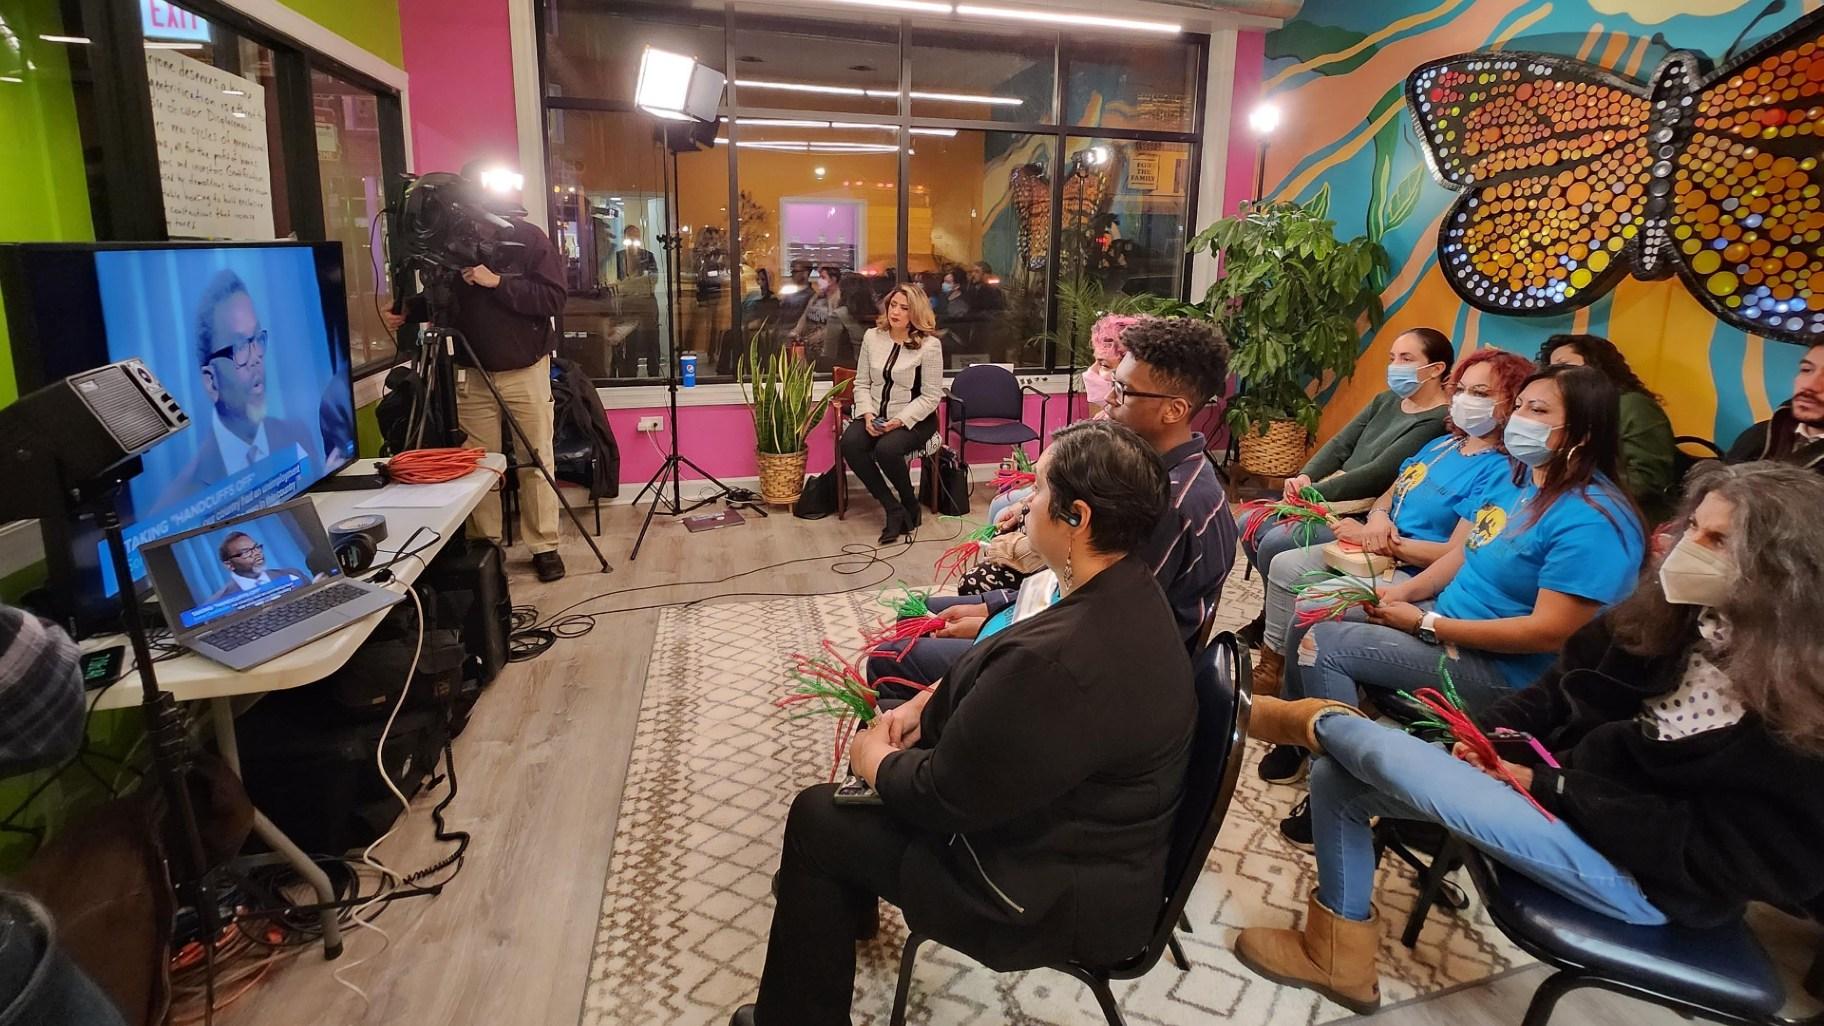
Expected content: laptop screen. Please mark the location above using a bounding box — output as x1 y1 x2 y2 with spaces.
147 504 342 630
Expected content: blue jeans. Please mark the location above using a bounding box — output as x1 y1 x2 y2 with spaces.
987 485 1033 525
1295 618 1513 719
1308 714 1665 926
1238 508 1336 582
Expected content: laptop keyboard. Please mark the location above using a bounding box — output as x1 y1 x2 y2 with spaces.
199 583 368 652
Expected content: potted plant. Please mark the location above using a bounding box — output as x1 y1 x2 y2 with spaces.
1190 200 1388 477
739 328 849 506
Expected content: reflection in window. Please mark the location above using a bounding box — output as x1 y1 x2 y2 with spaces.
728 13 898 117
543 1 724 101
311 69 392 373
1062 137 1190 300
908 132 1056 371
909 28 1054 124
1065 37 1197 133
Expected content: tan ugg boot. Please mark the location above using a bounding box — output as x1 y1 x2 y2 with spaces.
1248 696 1365 752
1251 648 1285 698
1234 892 1382 1014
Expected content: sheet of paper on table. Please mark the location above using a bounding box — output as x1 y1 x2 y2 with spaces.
356 481 477 509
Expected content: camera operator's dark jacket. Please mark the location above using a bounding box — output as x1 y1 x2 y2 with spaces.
403 219 567 372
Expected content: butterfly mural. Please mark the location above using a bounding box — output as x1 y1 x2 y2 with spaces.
1405 9 1824 344
1008 151 1117 273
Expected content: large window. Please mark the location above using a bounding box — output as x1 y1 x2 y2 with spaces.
538 2 1206 384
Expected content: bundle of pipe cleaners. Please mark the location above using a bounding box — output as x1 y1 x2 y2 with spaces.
778 638 930 780
1236 486 1334 548
1400 658 1555 820
991 449 1037 495
1290 570 1382 629
933 521 1000 584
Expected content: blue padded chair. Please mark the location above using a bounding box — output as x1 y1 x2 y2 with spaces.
887 628 1252 1026
1460 849 1791 1026
944 364 1044 464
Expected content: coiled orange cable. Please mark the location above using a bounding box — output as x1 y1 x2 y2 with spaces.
385 447 502 484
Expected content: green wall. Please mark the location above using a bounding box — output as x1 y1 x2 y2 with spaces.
276 0 403 68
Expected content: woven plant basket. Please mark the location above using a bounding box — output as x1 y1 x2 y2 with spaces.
1237 418 1311 478
757 449 809 506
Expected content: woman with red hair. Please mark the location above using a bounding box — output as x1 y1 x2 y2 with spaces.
1252 348 1537 711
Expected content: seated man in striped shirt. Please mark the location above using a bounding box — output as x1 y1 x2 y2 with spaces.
870 317 1236 695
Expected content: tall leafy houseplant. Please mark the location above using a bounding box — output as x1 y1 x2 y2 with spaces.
739 327 849 504
1191 201 1388 463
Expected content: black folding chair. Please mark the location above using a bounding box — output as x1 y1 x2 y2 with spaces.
888 631 1254 1026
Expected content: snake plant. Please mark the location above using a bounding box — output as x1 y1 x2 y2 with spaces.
738 327 849 455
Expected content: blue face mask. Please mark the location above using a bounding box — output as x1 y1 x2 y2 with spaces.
1504 414 1560 468
941 281 957 294
1387 363 1426 397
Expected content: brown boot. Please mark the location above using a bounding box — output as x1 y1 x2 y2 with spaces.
1251 648 1285 698
1235 892 1382 1014
1249 696 1365 752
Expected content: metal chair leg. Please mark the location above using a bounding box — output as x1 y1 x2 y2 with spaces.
1059 965 1128 1026
1177 910 1192 933
1521 970 1583 1026
1167 934 1190 971
1401 835 1467 948
890 933 927 1026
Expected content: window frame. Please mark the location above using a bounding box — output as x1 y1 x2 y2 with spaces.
71 0 409 379
534 1 1208 384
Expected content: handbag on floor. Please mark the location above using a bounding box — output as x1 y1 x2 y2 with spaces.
793 470 840 519
925 446 971 517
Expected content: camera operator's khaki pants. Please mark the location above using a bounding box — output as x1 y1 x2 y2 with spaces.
457 356 560 554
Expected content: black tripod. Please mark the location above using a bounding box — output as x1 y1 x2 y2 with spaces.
408 270 613 573
628 141 732 561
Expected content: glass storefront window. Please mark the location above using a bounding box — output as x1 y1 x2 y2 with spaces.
733 123 900 372
907 131 1055 370
544 1 724 103
310 68 392 373
909 28 1054 125
728 13 899 117
1064 37 1197 133
1062 137 1191 301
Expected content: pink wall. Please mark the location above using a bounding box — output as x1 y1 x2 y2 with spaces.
606 392 1081 488
1223 30 1269 217
399 0 519 173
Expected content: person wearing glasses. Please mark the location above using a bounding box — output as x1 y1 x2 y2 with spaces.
205 531 312 603
155 269 322 513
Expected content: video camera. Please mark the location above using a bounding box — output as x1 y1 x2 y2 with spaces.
392 170 525 275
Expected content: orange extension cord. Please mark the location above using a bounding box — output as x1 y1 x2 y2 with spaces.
384 447 502 484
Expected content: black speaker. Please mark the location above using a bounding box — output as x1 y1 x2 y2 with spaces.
426 538 511 688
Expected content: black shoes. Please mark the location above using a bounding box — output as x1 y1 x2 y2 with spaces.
1279 796 1314 851
533 550 566 582
1238 611 1266 649
729 1005 757 1026
902 502 922 531
879 506 911 545
1256 744 1311 785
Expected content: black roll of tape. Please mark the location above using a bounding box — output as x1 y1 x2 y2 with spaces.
329 513 389 549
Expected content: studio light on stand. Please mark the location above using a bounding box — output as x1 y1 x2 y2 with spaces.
627 46 735 561
1248 101 1282 203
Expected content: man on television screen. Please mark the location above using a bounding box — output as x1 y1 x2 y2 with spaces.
154 269 319 513
384 160 570 582
206 531 309 603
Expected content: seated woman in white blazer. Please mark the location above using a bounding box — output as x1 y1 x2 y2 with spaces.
842 283 947 543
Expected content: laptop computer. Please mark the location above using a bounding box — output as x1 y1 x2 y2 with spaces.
141 497 403 670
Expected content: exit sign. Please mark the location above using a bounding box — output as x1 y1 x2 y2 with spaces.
142 0 211 43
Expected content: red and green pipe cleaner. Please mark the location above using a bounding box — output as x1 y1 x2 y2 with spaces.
878 581 934 620
1236 486 1334 549
1290 570 1382 629
780 638 935 781
992 449 1037 495
934 520 999 584
1399 657 1554 821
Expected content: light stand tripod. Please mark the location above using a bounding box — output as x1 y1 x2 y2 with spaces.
408 269 613 574
628 136 733 561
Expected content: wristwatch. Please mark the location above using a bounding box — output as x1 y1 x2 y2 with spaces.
1417 611 1442 645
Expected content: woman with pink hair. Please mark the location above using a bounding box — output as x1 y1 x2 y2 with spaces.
1083 313 1142 414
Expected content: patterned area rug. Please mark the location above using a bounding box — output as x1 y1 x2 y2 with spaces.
582 574 1530 1026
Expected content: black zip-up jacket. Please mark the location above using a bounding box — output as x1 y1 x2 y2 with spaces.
401 219 567 372
874 555 1195 970
1724 402 1824 471
1485 616 1824 927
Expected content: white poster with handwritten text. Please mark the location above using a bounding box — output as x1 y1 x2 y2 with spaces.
145 49 276 240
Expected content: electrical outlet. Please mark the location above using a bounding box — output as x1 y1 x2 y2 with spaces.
637 416 664 433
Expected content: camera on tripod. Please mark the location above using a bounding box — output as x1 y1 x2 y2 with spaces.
391 169 526 298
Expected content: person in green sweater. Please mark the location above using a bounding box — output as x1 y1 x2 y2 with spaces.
1237 328 1454 640
1538 334 1677 525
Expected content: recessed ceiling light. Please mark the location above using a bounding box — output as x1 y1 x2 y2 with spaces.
953 5 1180 34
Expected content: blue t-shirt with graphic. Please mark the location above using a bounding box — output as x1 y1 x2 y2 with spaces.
1435 472 1645 688
1387 437 1511 544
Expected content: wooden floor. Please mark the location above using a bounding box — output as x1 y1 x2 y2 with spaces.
215 492 1689 1026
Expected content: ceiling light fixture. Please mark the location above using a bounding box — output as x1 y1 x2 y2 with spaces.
144 41 204 50
736 78 1021 107
953 5 1180 34
38 34 92 45
821 0 955 12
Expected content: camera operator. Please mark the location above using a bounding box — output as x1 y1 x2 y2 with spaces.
384 162 570 582
0 605 126 1024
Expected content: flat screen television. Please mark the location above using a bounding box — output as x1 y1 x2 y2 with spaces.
0 241 357 635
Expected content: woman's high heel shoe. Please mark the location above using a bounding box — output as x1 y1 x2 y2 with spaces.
878 506 909 545
902 502 922 532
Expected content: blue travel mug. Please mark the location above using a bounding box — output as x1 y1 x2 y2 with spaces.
680 353 698 387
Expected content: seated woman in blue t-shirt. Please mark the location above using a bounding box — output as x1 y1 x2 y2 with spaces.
1254 349 1535 700
1264 365 1647 787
